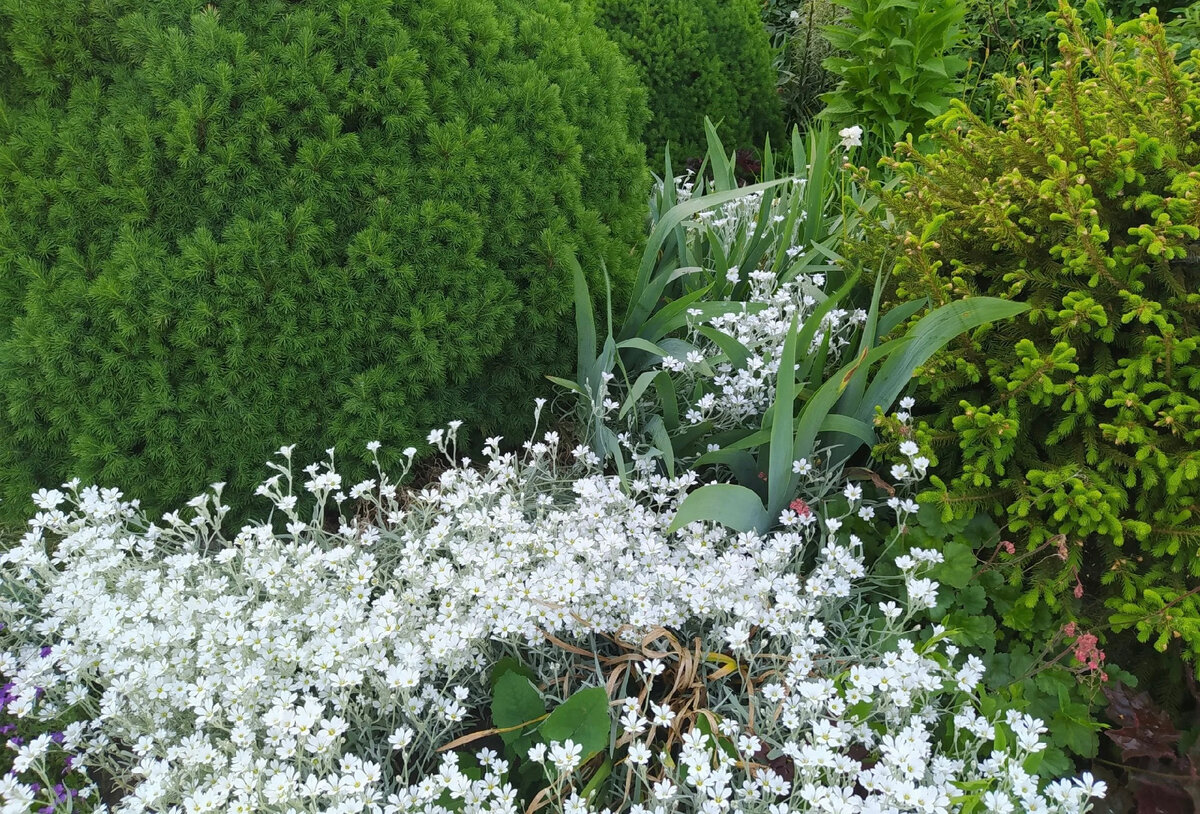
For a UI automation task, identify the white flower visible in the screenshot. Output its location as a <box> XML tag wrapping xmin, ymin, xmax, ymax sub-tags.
<box><xmin>838</xmin><ymin>125</ymin><xmax>864</xmax><ymax>150</ymax></box>
<box><xmin>389</xmin><ymin>727</ymin><xmax>413</xmax><ymax>751</ymax></box>
<box><xmin>549</xmin><ymin>740</ymin><xmax>583</xmax><ymax>772</ymax></box>
<box><xmin>0</xmin><ymin>385</ymin><xmax>1088</xmax><ymax>814</ymax></box>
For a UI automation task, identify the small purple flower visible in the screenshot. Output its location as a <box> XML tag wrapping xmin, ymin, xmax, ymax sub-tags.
<box><xmin>50</xmin><ymin>732</ymin><xmax>64</xmax><ymax>744</ymax></box>
<box><xmin>29</xmin><ymin>782</ymin><xmax>40</xmax><ymax>793</ymax></box>
<box><xmin>0</xmin><ymin>725</ymin><xmax>15</xmax><ymax>736</ymax></box>
<box><xmin>10</xmin><ymin>736</ymin><xmax>24</xmax><ymax>747</ymax></box>
<box><xmin>33</xmin><ymin>687</ymin><xmax>44</xmax><ymax>701</ymax></box>
<box><xmin>39</xmin><ymin>646</ymin><xmax>52</xmax><ymax>658</ymax></box>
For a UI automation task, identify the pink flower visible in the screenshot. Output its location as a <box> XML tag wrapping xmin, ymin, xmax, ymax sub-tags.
<box><xmin>789</xmin><ymin>498</ymin><xmax>812</xmax><ymax>518</ymax></box>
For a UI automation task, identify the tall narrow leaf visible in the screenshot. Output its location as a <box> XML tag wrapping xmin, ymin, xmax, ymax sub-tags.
<box><xmin>766</xmin><ymin>314</ymin><xmax>801</xmax><ymax>522</ymax></box>
<box><xmin>622</xmin><ymin>179</ymin><xmax>792</xmax><ymax>338</ymax></box>
<box><xmin>853</xmin><ymin>298</ymin><xmax>1030</xmax><ymax>428</ymax></box>
<box><xmin>568</xmin><ymin>252</ymin><xmax>596</xmax><ymax>391</ymax></box>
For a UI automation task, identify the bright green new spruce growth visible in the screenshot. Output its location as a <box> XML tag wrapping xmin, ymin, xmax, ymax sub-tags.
<box><xmin>588</xmin><ymin>0</ymin><xmax>784</xmax><ymax>162</ymax></box>
<box><xmin>875</xmin><ymin>0</ymin><xmax>1200</xmax><ymax>659</ymax></box>
<box><xmin>0</xmin><ymin>0</ymin><xmax>649</xmax><ymax>524</ymax></box>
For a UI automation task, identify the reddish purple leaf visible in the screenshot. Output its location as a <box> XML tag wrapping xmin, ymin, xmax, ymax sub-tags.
<box><xmin>1104</xmin><ymin>684</ymin><xmax>1181</xmax><ymax>763</ymax></box>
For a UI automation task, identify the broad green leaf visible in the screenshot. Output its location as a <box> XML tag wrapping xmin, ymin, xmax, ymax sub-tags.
<box><xmin>877</xmin><ymin>296</ymin><xmax>929</xmax><ymax>338</ymax></box>
<box><xmin>691</xmin><ymin>448</ymin><xmax>761</xmax><ymax>490</ymax></box>
<box><xmin>666</xmin><ymin>483</ymin><xmax>771</xmax><ymax>534</ymax></box>
<box><xmin>697</xmin><ymin>326</ymin><xmax>752</xmax><ymax>369</ymax></box>
<box><xmin>568</xmin><ymin>253</ymin><xmax>596</xmax><ymax>389</ymax></box>
<box><xmin>539</xmin><ymin>687</ymin><xmax>610</xmax><ymax>762</ymax></box>
<box><xmin>623</xmin><ymin>179</ymin><xmax>792</xmax><ymax>337</ymax></box>
<box><xmin>837</xmin><ymin>273</ymin><xmax>885</xmax><ymax>417</ymax></box>
<box><xmin>715</xmin><ymin>428</ymin><xmax>771</xmax><ymax>453</ymax></box>
<box><xmin>646</xmin><ymin>415</ymin><xmax>675</xmax><ymax>478</ymax></box>
<box><xmin>579</xmin><ymin>756</ymin><xmax>612</xmax><ymax>802</ymax></box>
<box><xmin>615</xmin><ymin>338</ymin><xmax>670</xmax><ymax>357</ymax></box>
<box><xmin>818</xmin><ymin>413</ymin><xmax>877</xmax><ymax>448</ymax></box>
<box><xmin>703</xmin><ymin>117</ymin><xmax>735</xmax><ymax>192</ymax></box>
<box><xmin>670</xmin><ymin>419</ymin><xmax>716</xmax><ymax>457</ymax></box>
<box><xmin>491</xmin><ymin>657</ymin><xmax>538</xmax><ymax>689</ymax></box>
<box><xmin>587</xmin><ymin>336</ymin><xmax>616</xmax><ymax>402</ymax></box>
<box><xmin>935</xmin><ymin>541</ymin><xmax>977</xmax><ymax>589</ymax></box>
<box><xmin>654</xmin><ymin>371</ymin><xmax>680</xmax><ymax>430</ymax></box>
<box><xmin>793</xmin><ymin>271</ymin><xmax>861</xmax><ymax>381</ymax></box>
<box><xmin>795</xmin><ymin>338</ymin><xmax>910</xmax><ymax>466</ymax></box>
<box><xmin>492</xmin><ymin>672</ymin><xmax>545</xmax><ymax>750</ymax></box>
<box><xmin>546</xmin><ymin>375</ymin><xmax>585</xmax><ymax>396</ymax></box>
<box><xmin>599</xmin><ymin>426</ymin><xmax>629</xmax><ymax>486</ymax></box>
<box><xmin>619</xmin><ymin>369</ymin><xmax>661</xmax><ymax>421</ymax></box>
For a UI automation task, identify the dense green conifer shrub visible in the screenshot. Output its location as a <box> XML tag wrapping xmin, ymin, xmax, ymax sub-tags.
<box><xmin>872</xmin><ymin>1</ymin><xmax>1200</xmax><ymax>663</ymax></box>
<box><xmin>588</xmin><ymin>0</ymin><xmax>784</xmax><ymax>162</ymax></box>
<box><xmin>0</xmin><ymin>0</ymin><xmax>649</xmax><ymax>523</ymax></box>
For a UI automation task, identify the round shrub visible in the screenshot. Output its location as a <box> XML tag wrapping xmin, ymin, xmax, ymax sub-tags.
<box><xmin>589</xmin><ymin>0</ymin><xmax>785</xmax><ymax>162</ymax></box>
<box><xmin>871</xmin><ymin>5</ymin><xmax>1200</xmax><ymax>662</ymax></box>
<box><xmin>0</xmin><ymin>0</ymin><xmax>649</xmax><ymax>523</ymax></box>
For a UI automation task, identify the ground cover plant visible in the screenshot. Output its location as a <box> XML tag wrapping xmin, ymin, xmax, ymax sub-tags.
<box><xmin>586</xmin><ymin>0</ymin><xmax>784</xmax><ymax>162</ymax></box>
<box><xmin>0</xmin><ymin>131</ymin><xmax>1112</xmax><ymax>814</ymax></box>
<box><xmin>864</xmin><ymin>0</ymin><xmax>1200</xmax><ymax>733</ymax></box>
<box><xmin>0</xmin><ymin>423</ymin><xmax>1109</xmax><ymax>814</ymax></box>
<box><xmin>0</xmin><ymin>0</ymin><xmax>649</xmax><ymax>528</ymax></box>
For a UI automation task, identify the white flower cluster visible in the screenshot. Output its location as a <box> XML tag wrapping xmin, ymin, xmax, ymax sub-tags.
<box><xmin>646</xmin><ymin>173</ymin><xmax>869</xmax><ymax>432</ymax></box>
<box><xmin>668</xmin><ymin>272</ymin><xmax>867</xmax><ymax>428</ymax></box>
<box><xmin>0</xmin><ymin>416</ymin><xmax>1105</xmax><ymax>814</ymax></box>
<box><xmin>596</xmin><ymin>680</ymin><xmax>1107</xmax><ymax>814</ymax></box>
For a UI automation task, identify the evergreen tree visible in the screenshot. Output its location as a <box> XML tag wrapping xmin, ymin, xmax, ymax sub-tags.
<box><xmin>872</xmin><ymin>3</ymin><xmax>1200</xmax><ymax>662</ymax></box>
<box><xmin>588</xmin><ymin>0</ymin><xmax>785</xmax><ymax>162</ymax></box>
<box><xmin>0</xmin><ymin>0</ymin><xmax>649</xmax><ymax>524</ymax></box>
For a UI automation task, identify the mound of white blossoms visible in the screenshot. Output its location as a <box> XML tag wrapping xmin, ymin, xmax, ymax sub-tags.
<box><xmin>0</xmin><ymin>416</ymin><xmax>1109</xmax><ymax>814</ymax></box>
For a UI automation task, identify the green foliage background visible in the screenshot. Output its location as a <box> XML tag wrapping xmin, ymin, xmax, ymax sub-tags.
<box><xmin>870</xmin><ymin>2</ymin><xmax>1200</xmax><ymax>677</ymax></box>
<box><xmin>588</xmin><ymin>0</ymin><xmax>784</xmax><ymax>162</ymax></box>
<box><xmin>0</xmin><ymin>0</ymin><xmax>650</xmax><ymax>524</ymax></box>
<box><xmin>819</xmin><ymin>0</ymin><xmax>970</xmax><ymax>155</ymax></box>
